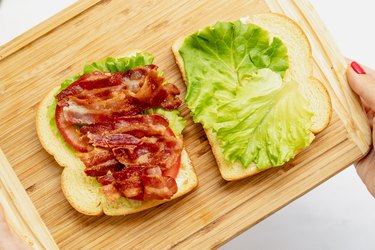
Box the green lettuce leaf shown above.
[145,108,186,135]
[216,76,313,168]
[83,52,154,75]
[179,20,314,169]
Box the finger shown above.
[355,149,374,181]
[0,203,7,225]
[355,149,375,197]
[362,65,375,79]
[345,58,375,78]
[347,62,375,111]
[367,110,374,128]
[364,110,374,128]
[0,203,4,219]
[0,204,11,232]
[0,205,15,240]
[360,97,370,111]
[0,204,29,249]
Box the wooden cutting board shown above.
[0,0,371,249]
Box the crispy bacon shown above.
[142,175,177,200]
[61,94,143,125]
[78,147,123,176]
[55,65,182,201]
[80,123,115,134]
[57,71,115,101]
[114,114,169,128]
[113,166,144,199]
[132,69,168,105]
[88,133,142,148]
[112,132,182,169]
[81,114,169,140]
[56,68,157,101]
[160,83,182,110]
[84,162,119,177]
[56,68,180,127]
[100,184,122,203]
[112,166,178,200]
[82,116,182,200]
[97,174,115,185]
[78,147,115,168]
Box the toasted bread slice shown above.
[36,51,198,215]
[172,13,331,181]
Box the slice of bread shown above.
[36,51,198,215]
[172,13,331,181]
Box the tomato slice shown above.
[55,104,89,152]
[162,127,181,179]
[163,155,181,179]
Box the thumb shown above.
[347,62,375,111]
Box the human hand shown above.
[0,204,29,250]
[347,61,375,197]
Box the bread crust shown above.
[36,51,198,215]
[172,13,332,181]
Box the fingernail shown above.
[351,61,366,74]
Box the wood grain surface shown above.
[0,0,370,249]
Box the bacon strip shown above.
[83,115,182,200]
[56,67,156,101]
[79,147,115,168]
[142,175,177,200]
[87,133,142,148]
[61,94,143,125]
[160,83,182,110]
[57,71,115,101]
[79,147,122,176]
[111,166,178,200]
[56,67,180,127]
[55,65,182,201]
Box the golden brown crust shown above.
[205,129,271,181]
[308,77,332,133]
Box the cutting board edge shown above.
[0,148,58,250]
[265,0,371,155]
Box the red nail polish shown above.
[351,61,366,74]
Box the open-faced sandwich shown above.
[172,13,331,181]
[36,50,198,215]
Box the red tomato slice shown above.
[163,155,181,179]
[55,104,89,152]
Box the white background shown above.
[1,1,374,249]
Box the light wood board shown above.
[0,0,371,249]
